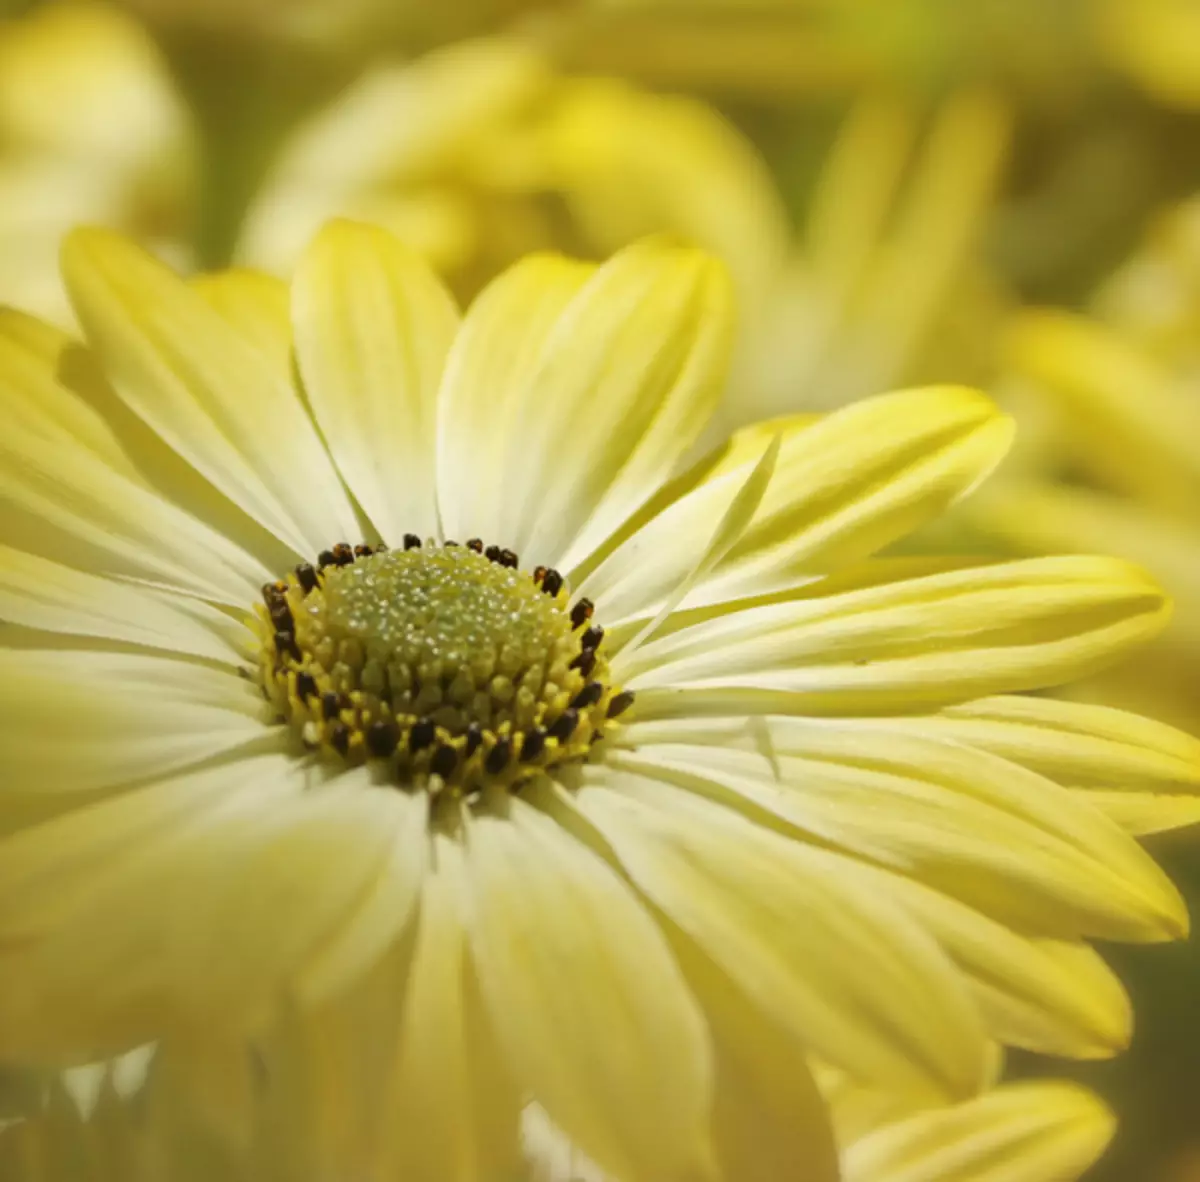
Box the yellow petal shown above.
[436,253,594,547]
[292,220,460,543]
[583,386,1012,625]
[842,1081,1115,1182]
[463,796,712,1181]
[614,721,1186,943]
[377,834,522,1182]
[621,556,1170,714]
[489,240,734,571]
[0,545,247,663]
[0,310,271,605]
[573,771,989,1101]
[0,649,267,796]
[61,229,358,556]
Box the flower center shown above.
[254,537,632,796]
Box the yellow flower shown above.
[0,222,1193,1178]
[0,1,193,323]
[954,194,1200,738]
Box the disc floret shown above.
[255,539,632,796]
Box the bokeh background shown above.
[1,0,1198,1176]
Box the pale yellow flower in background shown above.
[954,195,1200,738]
[0,1043,1116,1182]
[1097,0,1200,110]
[0,221,1195,1177]
[0,0,193,323]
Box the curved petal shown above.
[0,314,271,606]
[436,253,593,546]
[0,546,248,663]
[612,725,1186,943]
[462,795,712,1182]
[490,240,734,571]
[0,649,268,797]
[376,834,523,1182]
[61,229,358,557]
[572,772,989,1101]
[292,220,460,544]
[619,556,1169,715]
[842,1081,1115,1182]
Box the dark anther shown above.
[274,631,300,660]
[607,691,635,719]
[571,682,603,710]
[410,718,436,752]
[581,624,604,650]
[329,722,351,756]
[570,599,595,629]
[541,568,564,596]
[521,726,547,762]
[569,650,596,678]
[354,544,374,558]
[499,549,519,569]
[444,539,459,547]
[430,744,458,779]
[321,691,342,720]
[261,580,287,604]
[294,671,318,701]
[485,737,511,774]
[268,600,294,633]
[464,722,483,758]
[318,549,337,569]
[366,719,399,758]
[294,563,318,594]
[332,543,355,566]
[484,545,503,563]
[466,538,484,553]
[403,533,422,550]
[549,708,579,742]
[533,565,547,583]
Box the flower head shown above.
[0,223,1193,1177]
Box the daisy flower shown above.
[0,223,1193,1180]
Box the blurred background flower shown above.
[2,0,1200,1177]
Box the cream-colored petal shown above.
[832,864,1131,1059]
[377,833,523,1182]
[887,694,1200,795]
[667,934,839,1182]
[191,269,293,379]
[0,753,300,1058]
[0,314,272,606]
[492,241,734,571]
[292,220,460,544]
[463,794,712,1182]
[436,254,594,547]
[0,649,268,796]
[0,545,248,663]
[571,772,989,1100]
[621,556,1169,714]
[710,389,1014,611]
[292,787,429,1004]
[1078,791,1200,836]
[842,1081,1115,1182]
[614,723,1186,943]
[61,229,358,557]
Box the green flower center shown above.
[255,538,632,797]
